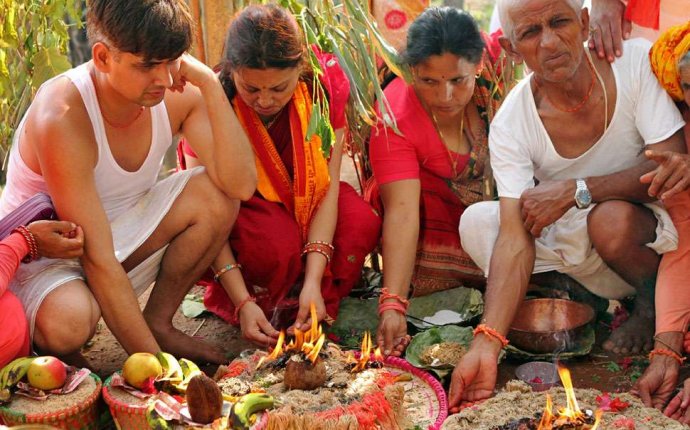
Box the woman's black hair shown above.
[403,6,485,67]
[218,4,305,100]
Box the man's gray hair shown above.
[498,0,585,40]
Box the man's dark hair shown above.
[218,4,305,100]
[403,7,485,67]
[86,0,194,62]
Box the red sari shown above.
[367,49,502,296]
[178,62,381,327]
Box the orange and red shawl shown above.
[625,0,660,30]
[233,81,330,242]
[650,21,690,102]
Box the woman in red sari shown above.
[179,5,381,344]
[369,7,503,355]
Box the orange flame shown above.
[536,394,553,430]
[352,331,380,373]
[557,366,582,420]
[373,347,384,362]
[535,365,600,429]
[255,302,327,368]
[256,330,286,369]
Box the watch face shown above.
[575,189,592,208]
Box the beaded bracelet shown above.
[649,348,686,365]
[378,301,408,316]
[213,263,242,282]
[12,226,39,263]
[473,324,510,348]
[379,288,410,308]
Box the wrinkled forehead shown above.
[510,0,581,23]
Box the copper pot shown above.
[507,299,595,354]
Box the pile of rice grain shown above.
[441,380,688,430]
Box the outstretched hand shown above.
[28,220,84,259]
[632,356,680,410]
[376,310,410,357]
[447,344,498,410]
[664,379,690,424]
[519,180,574,237]
[587,0,631,62]
[640,150,690,201]
[239,301,280,346]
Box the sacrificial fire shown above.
[495,366,602,430]
[254,303,383,391]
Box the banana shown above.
[145,402,172,430]
[0,356,34,390]
[0,388,11,402]
[156,352,183,383]
[229,393,274,430]
[173,358,202,392]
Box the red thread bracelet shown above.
[234,296,256,320]
[379,288,410,307]
[649,348,685,365]
[473,324,509,348]
[378,301,407,316]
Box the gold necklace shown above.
[432,110,466,176]
[261,106,286,130]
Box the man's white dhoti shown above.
[459,200,678,299]
[10,167,201,341]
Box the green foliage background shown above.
[0,0,81,159]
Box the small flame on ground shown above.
[255,302,326,368]
[557,366,582,420]
[535,365,603,429]
[536,394,553,430]
[256,330,286,369]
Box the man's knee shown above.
[189,173,239,234]
[459,201,500,272]
[588,201,656,260]
[33,281,100,355]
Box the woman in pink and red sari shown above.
[369,7,504,356]
[179,5,381,345]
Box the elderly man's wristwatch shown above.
[574,178,592,209]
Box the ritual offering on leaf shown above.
[0,356,100,429]
[442,366,686,430]
[214,303,447,430]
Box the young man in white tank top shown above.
[0,0,256,365]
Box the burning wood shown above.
[493,367,602,430]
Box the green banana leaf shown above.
[405,325,474,378]
[407,287,484,329]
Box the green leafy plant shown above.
[0,0,82,160]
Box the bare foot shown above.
[151,325,227,364]
[602,305,654,354]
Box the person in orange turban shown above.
[650,21,690,105]
[633,21,690,424]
